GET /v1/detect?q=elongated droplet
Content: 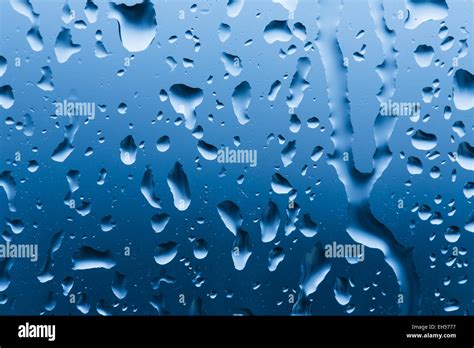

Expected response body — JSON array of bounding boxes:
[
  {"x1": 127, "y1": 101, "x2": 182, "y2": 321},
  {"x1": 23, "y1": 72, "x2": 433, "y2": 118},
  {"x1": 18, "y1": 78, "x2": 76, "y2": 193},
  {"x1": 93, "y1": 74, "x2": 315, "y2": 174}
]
[{"x1": 167, "y1": 162, "x2": 191, "y2": 211}]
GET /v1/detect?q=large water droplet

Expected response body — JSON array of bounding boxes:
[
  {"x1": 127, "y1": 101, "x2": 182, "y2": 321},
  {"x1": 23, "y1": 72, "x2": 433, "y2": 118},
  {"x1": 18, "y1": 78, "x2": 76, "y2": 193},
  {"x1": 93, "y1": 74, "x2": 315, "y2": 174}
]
[
  {"x1": 111, "y1": 271, "x2": 128, "y2": 299},
  {"x1": 271, "y1": 173, "x2": 293, "y2": 194},
  {"x1": 167, "y1": 162, "x2": 191, "y2": 211},
  {"x1": 334, "y1": 277, "x2": 352, "y2": 306},
  {"x1": 221, "y1": 52, "x2": 242, "y2": 77},
  {"x1": 260, "y1": 200, "x2": 281, "y2": 243},
  {"x1": 226, "y1": 0, "x2": 245, "y2": 18},
  {"x1": 299, "y1": 242, "x2": 331, "y2": 295},
  {"x1": 443, "y1": 299, "x2": 460, "y2": 312},
  {"x1": 268, "y1": 247, "x2": 285, "y2": 272},
  {"x1": 141, "y1": 167, "x2": 161, "y2": 208},
  {"x1": 453, "y1": 69, "x2": 474, "y2": 111},
  {"x1": 231, "y1": 81, "x2": 251, "y2": 125},
  {"x1": 232, "y1": 229, "x2": 252, "y2": 271},
  {"x1": 119, "y1": 135, "x2": 137, "y2": 165},
  {"x1": 411, "y1": 130, "x2": 437, "y2": 150},
  {"x1": 407, "y1": 156, "x2": 423, "y2": 175},
  {"x1": 299, "y1": 213, "x2": 318, "y2": 237},
  {"x1": 108, "y1": 0, "x2": 157, "y2": 52},
  {"x1": 72, "y1": 246, "x2": 116, "y2": 270},
  {"x1": 444, "y1": 226, "x2": 461, "y2": 243},
  {"x1": 151, "y1": 213, "x2": 170, "y2": 233},
  {"x1": 193, "y1": 238, "x2": 208, "y2": 259},
  {"x1": 217, "y1": 200, "x2": 243, "y2": 235},
  {"x1": 55, "y1": 28, "x2": 81, "y2": 63},
  {"x1": 26, "y1": 26, "x2": 44, "y2": 51},
  {"x1": 0, "y1": 56, "x2": 7, "y2": 77},
  {"x1": 0, "y1": 85, "x2": 14, "y2": 109},
  {"x1": 456, "y1": 141, "x2": 474, "y2": 171},
  {"x1": 37, "y1": 66, "x2": 54, "y2": 91},
  {"x1": 413, "y1": 44, "x2": 434, "y2": 67},
  {"x1": 218, "y1": 23, "x2": 231, "y2": 42},
  {"x1": 156, "y1": 136, "x2": 171, "y2": 152},
  {"x1": 197, "y1": 140, "x2": 218, "y2": 160},
  {"x1": 169, "y1": 84, "x2": 203, "y2": 130},
  {"x1": 84, "y1": 0, "x2": 99, "y2": 23},
  {"x1": 264, "y1": 20, "x2": 292, "y2": 44},
  {"x1": 268, "y1": 80, "x2": 282, "y2": 101},
  {"x1": 51, "y1": 139, "x2": 74, "y2": 162},
  {"x1": 154, "y1": 242, "x2": 179, "y2": 265},
  {"x1": 0, "y1": 259, "x2": 13, "y2": 292},
  {"x1": 404, "y1": 0, "x2": 448, "y2": 29},
  {"x1": 281, "y1": 140, "x2": 296, "y2": 167}
]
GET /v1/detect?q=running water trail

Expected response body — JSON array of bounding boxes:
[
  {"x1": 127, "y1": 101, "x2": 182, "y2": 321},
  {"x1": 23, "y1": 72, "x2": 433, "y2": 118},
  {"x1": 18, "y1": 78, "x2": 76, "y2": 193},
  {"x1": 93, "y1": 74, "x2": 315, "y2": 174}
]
[{"x1": 315, "y1": 0, "x2": 420, "y2": 314}]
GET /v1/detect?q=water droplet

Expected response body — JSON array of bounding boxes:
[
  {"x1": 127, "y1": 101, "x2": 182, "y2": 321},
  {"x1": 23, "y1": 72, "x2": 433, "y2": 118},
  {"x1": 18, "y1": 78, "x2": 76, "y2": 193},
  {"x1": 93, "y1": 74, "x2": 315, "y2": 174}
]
[
  {"x1": 271, "y1": 173, "x2": 293, "y2": 194},
  {"x1": 218, "y1": 23, "x2": 231, "y2": 42},
  {"x1": 0, "y1": 85, "x2": 15, "y2": 109},
  {"x1": 268, "y1": 247, "x2": 285, "y2": 272},
  {"x1": 299, "y1": 213, "x2": 318, "y2": 237},
  {"x1": 456, "y1": 141, "x2": 474, "y2": 171},
  {"x1": 281, "y1": 140, "x2": 296, "y2": 167},
  {"x1": 226, "y1": 0, "x2": 245, "y2": 18},
  {"x1": 100, "y1": 215, "x2": 116, "y2": 232},
  {"x1": 111, "y1": 271, "x2": 128, "y2": 299},
  {"x1": 154, "y1": 242, "x2": 179, "y2": 265},
  {"x1": 169, "y1": 84, "x2": 203, "y2": 130},
  {"x1": 193, "y1": 238, "x2": 208, "y2": 259},
  {"x1": 51, "y1": 139, "x2": 74, "y2": 162},
  {"x1": 141, "y1": 167, "x2": 161, "y2": 208},
  {"x1": 232, "y1": 229, "x2": 252, "y2": 271},
  {"x1": 37, "y1": 66, "x2": 54, "y2": 91},
  {"x1": 108, "y1": 0, "x2": 157, "y2": 52},
  {"x1": 464, "y1": 215, "x2": 474, "y2": 233},
  {"x1": 453, "y1": 69, "x2": 474, "y2": 111},
  {"x1": 334, "y1": 277, "x2": 352, "y2": 306},
  {"x1": 444, "y1": 226, "x2": 461, "y2": 243},
  {"x1": 299, "y1": 242, "x2": 331, "y2": 295},
  {"x1": 260, "y1": 199, "x2": 280, "y2": 243},
  {"x1": 72, "y1": 246, "x2": 116, "y2": 270},
  {"x1": 443, "y1": 299, "x2": 460, "y2": 312},
  {"x1": 119, "y1": 135, "x2": 137, "y2": 165},
  {"x1": 0, "y1": 259, "x2": 13, "y2": 292},
  {"x1": 311, "y1": 146, "x2": 324, "y2": 162},
  {"x1": 217, "y1": 200, "x2": 243, "y2": 235},
  {"x1": 411, "y1": 130, "x2": 437, "y2": 150},
  {"x1": 84, "y1": 0, "x2": 99, "y2": 23},
  {"x1": 151, "y1": 213, "x2": 170, "y2": 233},
  {"x1": 413, "y1": 45, "x2": 434, "y2": 67},
  {"x1": 117, "y1": 102, "x2": 127, "y2": 114},
  {"x1": 55, "y1": 28, "x2": 81, "y2": 63},
  {"x1": 167, "y1": 162, "x2": 191, "y2": 211},
  {"x1": 197, "y1": 140, "x2": 218, "y2": 160},
  {"x1": 273, "y1": 0, "x2": 299, "y2": 12},
  {"x1": 404, "y1": 0, "x2": 448, "y2": 29},
  {"x1": 287, "y1": 57, "x2": 311, "y2": 109},
  {"x1": 221, "y1": 52, "x2": 242, "y2": 76},
  {"x1": 231, "y1": 81, "x2": 251, "y2": 125},
  {"x1": 0, "y1": 56, "x2": 7, "y2": 77},
  {"x1": 264, "y1": 20, "x2": 292, "y2": 44},
  {"x1": 76, "y1": 293, "x2": 90, "y2": 314},
  {"x1": 156, "y1": 136, "x2": 170, "y2": 152},
  {"x1": 268, "y1": 80, "x2": 282, "y2": 101}
]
